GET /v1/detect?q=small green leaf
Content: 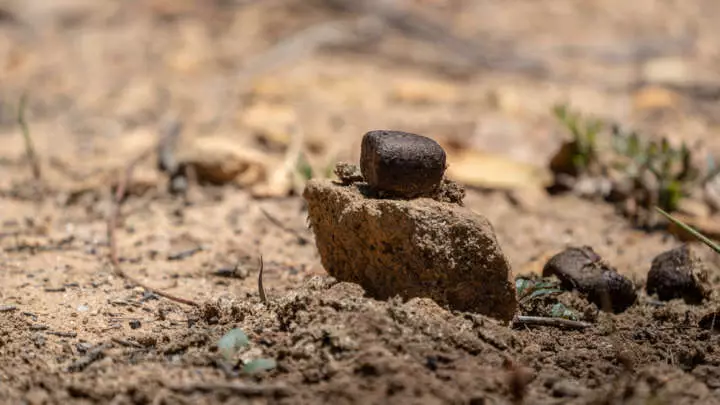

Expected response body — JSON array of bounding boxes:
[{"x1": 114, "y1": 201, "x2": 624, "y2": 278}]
[
  {"x1": 296, "y1": 153, "x2": 313, "y2": 181},
  {"x1": 242, "y1": 358, "x2": 277, "y2": 374},
  {"x1": 527, "y1": 288, "x2": 564, "y2": 300},
  {"x1": 549, "y1": 303, "x2": 578, "y2": 320},
  {"x1": 516, "y1": 278, "x2": 533, "y2": 296},
  {"x1": 218, "y1": 328, "x2": 250, "y2": 360}
]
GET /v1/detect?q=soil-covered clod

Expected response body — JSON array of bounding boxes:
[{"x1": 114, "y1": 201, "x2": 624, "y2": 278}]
[
  {"x1": 360, "y1": 130, "x2": 447, "y2": 198},
  {"x1": 303, "y1": 179, "x2": 517, "y2": 322},
  {"x1": 543, "y1": 246, "x2": 637, "y2": 313},
  {"x1": 334, "y1": 162, "x2": 364, "y2": 185},
  {"x1": 648, "y1": 244, "x2": 713, "y2": 304}
]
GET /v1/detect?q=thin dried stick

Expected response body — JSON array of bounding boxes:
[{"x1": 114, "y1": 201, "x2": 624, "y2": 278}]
[
  {"x1": 512, "y1": 315, "x2": 591, "y2": 330},
  {"x1": 17, "y1": 94, "x2": 41, "y2": 181},
  {"x1": 258, "y1": 255, "x2": 267, "y2": 303},
  {"x1": 107, "y1": 151, "x2": 200, "y2": 307},
  {"x1": 260, "y1": 207, "x2": 311, "y2": 244}
]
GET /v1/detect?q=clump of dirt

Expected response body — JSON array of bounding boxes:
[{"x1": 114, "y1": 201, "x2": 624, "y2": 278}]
[
  {"x1": 303, "y1": 178, "x2": 517, "y2": 321},
  {"x1": 543, "y1": 246, "x2": 637, "y2": 313},
  {"x1": 647, "y1": 244, "x2": 713, "y2": 304}
]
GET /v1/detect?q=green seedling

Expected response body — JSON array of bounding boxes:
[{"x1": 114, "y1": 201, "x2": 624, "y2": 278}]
[
  {"x1": 609, "y1": 122, "x2": 704, "y2": 212},
  {"x1": 296, "y1": 153, "x2": 314, "y2": 181},
  {"x1": 516, "y1": 277, "x2": 582, "y2": 321},
  {"x1": 553, "y1": 104, "x2": 603, "y2": 174},
  {"x1": 655, "y1": 207, "x2": 720, "y2": 254},
  {"x1": 516, "y1": 278, "x2": 563, "y2": 304}
]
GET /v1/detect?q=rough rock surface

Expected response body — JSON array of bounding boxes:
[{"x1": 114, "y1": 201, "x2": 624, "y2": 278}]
[
  {"x1": 360, "y1": 130, "x2": 447, "y2": 198},
  {"x1": 303, "y1": 179, "x2": 517, "y2": 322}
]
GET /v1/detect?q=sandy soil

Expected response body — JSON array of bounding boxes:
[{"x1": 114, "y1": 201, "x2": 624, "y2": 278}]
[{"x1": 2, "y1": 1, "x2": 720, "y2": 404}]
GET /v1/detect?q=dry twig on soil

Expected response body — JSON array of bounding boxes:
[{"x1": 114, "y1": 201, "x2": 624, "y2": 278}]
[
  {"x1": 107, "y1": 150, "x2": 200, "y2": 307},
  {"x1": 65, "y1": 343, "x2": 111, "y2": 372},
  {"x1": 512, "y1": 315, "x2": 591, "y2": 330}
]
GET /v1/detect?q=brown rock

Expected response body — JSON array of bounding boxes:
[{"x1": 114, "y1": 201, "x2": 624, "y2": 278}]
[
  {"x1": 360, "y1": 130, "x2": 446, "y2": 198},
  {"x1": 303, "y1": 179, "x2": 517, "y2": 322},
  {"x1": 647, "y1": 244, "x2": 712, "y2": 304}
]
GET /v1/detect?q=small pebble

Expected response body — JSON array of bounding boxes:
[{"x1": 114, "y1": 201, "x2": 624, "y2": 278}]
[
  {"x1": 646, "y1": 244, "x2": 711, "y2": 304},
  {"x1": 543, "y1": 246, "x2": 637, "y2": 313},
  {"x1": 129, "y1": 319, "x2": 141, "y2": 329},
  {"x1": 360, "y1": 130, "x2": 446, "y2": 198}
]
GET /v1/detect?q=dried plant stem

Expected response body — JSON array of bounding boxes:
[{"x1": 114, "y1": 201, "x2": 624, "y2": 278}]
[
  {"x1": 107, "y1": 150, "x2": 199, "y2": 307},
  {"x1": 656, "y1": 207, "x2": 720, "y2": 254},
  {"x1": 17, "y1": 94, "x2": 41, "y2": 181},
  {"x1": 513, "y1": 315, "x2": 591, "y2": 330},
  {"x1": 258, "y1": 255, "x2": 267, "y2": 303}
]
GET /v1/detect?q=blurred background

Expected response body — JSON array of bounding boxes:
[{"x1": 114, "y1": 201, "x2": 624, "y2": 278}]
[{"x1": 0, "y1": 0, "x2": 719, "y2": 197}]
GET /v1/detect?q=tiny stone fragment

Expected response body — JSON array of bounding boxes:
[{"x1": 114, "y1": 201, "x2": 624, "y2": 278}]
[
  {"x1": 543, "y1": 246, "x2": 636, "y2": 313},
  {"x1": 360, "y1": 130, "x2": 446, "y2": 198},
  {"x1": 646, "y1": 244, "x2": 712, "y2": 304},
  {"x1": 303, "y1": 179, "x2": 517, "y2": 322},
  {"x1": 334, "y1": 162, "x2": 364, "y2": 185}
]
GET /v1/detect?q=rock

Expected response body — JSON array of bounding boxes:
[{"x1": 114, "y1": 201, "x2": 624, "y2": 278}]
[
  {"x1": 360, "y1": 130, "x2": 446, "y2": 198},
  {"x1": 303, "y1": 179, "x2": 517, "y2": 322},
  {"x1": 542, "y1": 246, "x2": 637, "y2": 313},
  {"x1": 177, "y1": 136, "x2": 268, "y2": 185},
  {"x1": 647, "y1": 244, "x2": 712, "y2": 304},
  {"x1": 699, "y1": 310, "x2": 720, "y2": 331}
]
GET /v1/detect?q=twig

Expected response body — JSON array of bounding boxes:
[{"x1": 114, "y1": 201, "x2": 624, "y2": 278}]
[
  {"x1": 46, "y1": 330, "x2": 78, "y2": 338},
  {"x1": 17, "y1": 94, "x2": 41, "y2": 181},
  {"x1": 166, "y1": 382, "x2": 291, "y2": 397},
  {"x1": 65, "y1": 343, "x2": 111, "y2": 372},
  {"x1": 111, "y1": 337, "x2": 144, "y2": 349},
  {"x1": 258, "y1": 255, "x2": 267, "y2": 304},
  {"x1": 0, "y1": 305, "x2": 17, "y2": 312},
  {"x1": 107, "y1": 151, "x2": 200, "y2": 307},
  {"x1": 167, "y1": 246, "x2": 203, "y2": 261},
  {"x1": 260, "y1": 207, "x2": 311, "y2": 244},
  {"x1": 512, "y1": 315, "x2": 591, "y2": 330}
]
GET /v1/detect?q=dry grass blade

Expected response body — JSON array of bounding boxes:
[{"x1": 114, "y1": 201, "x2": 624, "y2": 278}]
[
  {"x1": 258, "y1": 255, "x2": 267, "y2": 303},
  {"x1": 655, "y1": 206, "x2": 720, "y2": 254},
  {"x1": 17, "y1": 94, "x2": 41, "y2": 181}
]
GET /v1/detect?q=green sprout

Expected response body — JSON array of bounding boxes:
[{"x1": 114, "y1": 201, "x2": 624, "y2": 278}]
[
  {"x1": 553, "y1": 104, "x2": 603, "y2": 174},
  {"x1": 296, "y1": 153, "x2": 314, "y2": 181}
]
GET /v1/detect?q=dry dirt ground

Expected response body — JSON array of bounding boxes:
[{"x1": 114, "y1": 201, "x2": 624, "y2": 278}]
[{"x1": 2, "y1": 1, "x2": 720, "y2": 404}]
